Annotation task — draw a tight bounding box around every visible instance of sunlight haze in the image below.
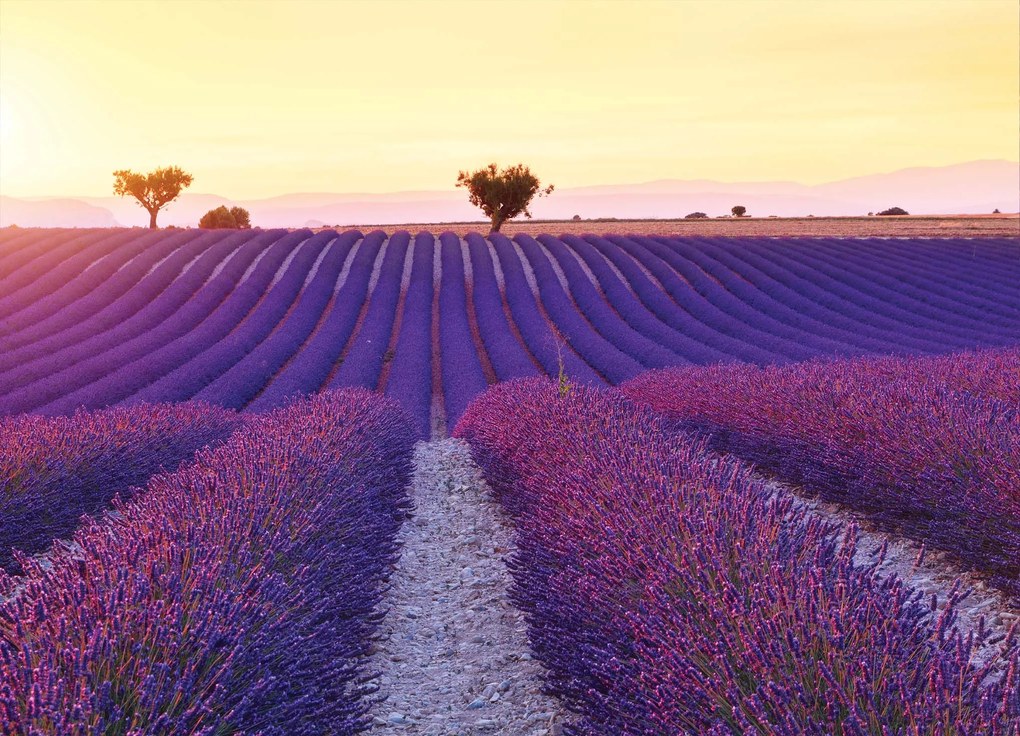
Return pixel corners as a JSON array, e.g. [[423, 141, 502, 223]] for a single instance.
[[0, 0, 1017, 198]]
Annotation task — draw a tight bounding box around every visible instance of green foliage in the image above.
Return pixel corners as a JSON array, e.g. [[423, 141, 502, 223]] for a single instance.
[[731, 205, 747, 217], [112, 166, 193, 229], [456, 163, 553, 232], [685, 212, 708, 219], [877, 206, 909, 216], [199, 205, 252, 229]]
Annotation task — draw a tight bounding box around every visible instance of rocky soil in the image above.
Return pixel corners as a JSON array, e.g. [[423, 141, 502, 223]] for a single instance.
[[365, 439, 566, 735]]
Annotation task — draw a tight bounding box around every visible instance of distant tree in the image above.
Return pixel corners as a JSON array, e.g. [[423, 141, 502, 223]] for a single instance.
[[684, 212, 708, 219], [113, 166, 193, 229], [456, 163, 553, 232], [229, 206, 252, 229], [199, 205, 251, 229], [868, 212, 874, 216], [572, 214, 582, 221], [993, 208, 1001, 214], [731, 205, 747, 217], [877, 206, 908, 216]]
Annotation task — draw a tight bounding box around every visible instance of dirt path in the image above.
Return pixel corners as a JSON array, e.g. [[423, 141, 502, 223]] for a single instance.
[[365, 439, 565, 735]]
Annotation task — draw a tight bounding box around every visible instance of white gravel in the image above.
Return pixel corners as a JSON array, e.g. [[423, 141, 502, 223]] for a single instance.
[[365, 439, 566, 735]]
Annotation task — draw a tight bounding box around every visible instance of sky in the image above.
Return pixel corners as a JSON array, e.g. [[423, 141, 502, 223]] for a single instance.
[[0, 0, 1018, 199]]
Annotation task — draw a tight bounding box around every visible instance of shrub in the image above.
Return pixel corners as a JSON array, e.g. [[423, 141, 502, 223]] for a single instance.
[[572, 214, 582, 221], [877, 206, 908, 216], [731, 205, 747, 217], [198, 205, 252, 229], [684, 211, 708, 219]]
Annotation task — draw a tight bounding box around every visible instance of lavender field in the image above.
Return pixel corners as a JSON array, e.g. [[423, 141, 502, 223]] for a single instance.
[[0, 227, 1018, 733]]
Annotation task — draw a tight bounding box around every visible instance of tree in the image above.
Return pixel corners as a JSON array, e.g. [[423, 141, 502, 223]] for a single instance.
[[456, 163, 553, 232], [684, 212, 708, 219], [731, 205, 747, 217], [113, 166, 193, 229], [876, 206, 908, 216], [199, 205, 252, 229]]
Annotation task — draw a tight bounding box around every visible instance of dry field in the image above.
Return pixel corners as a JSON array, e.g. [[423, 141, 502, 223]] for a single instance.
[[328, 214, 1020, 238]]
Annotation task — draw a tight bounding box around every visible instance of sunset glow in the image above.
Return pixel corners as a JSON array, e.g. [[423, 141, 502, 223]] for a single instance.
[[0, 0, 1017, 198]]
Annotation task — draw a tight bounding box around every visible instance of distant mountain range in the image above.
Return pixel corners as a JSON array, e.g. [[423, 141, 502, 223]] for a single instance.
[[2, 160, 1017, 228]]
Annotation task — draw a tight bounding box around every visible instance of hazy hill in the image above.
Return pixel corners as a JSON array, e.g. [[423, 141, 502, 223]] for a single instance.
[[2, 160, 1016, 228]]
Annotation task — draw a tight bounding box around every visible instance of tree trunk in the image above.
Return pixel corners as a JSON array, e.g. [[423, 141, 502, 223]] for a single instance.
[[490, 213, 502, 233], [148, 209, 158, 229]]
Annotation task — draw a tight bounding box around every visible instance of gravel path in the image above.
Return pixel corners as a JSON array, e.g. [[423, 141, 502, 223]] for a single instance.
[[366, 439, 566, 735]]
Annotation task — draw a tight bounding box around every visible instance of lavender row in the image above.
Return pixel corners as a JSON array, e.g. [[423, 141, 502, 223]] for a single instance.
[[740, 238, 1012, 345], [464, 233, 539, 381], [125, 229, 336, 405], [573, 235, 735, 363], [799, 237, 1020, 327], [489, 233, 603, 387], [0, 229, 256, 409], [0, 230, 130, 319], [38, 229, 298, 415], [0, 229, 203, 354], [0, 401, 240, 573], [515, 234, 644, 383], [682, 236, 940, 354], [438, 232, 489, 430], [696, 237, 958, 353], [247, 231, 386, 412], [455, 379, 1019, 734], [624, 347, 1020, 596], [0, 229, 161, 343], [329, 231, 410, 390], [195, 230, 359, 409], [0, 388, 415, 733], [384, 232, 435, 439], [598, 235, 788, 363], [535, 234, 681, 370], [0, 230, 231, 376]]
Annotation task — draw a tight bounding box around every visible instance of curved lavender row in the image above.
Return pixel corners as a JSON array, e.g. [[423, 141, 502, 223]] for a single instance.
[[0, 388, 415, 734], [0, 230, 176, 346], [756, 238, 1007, 345], [329, 231, 411, 390], [0, 229, 246, 402], [489, 233, 603, 387], [195, 231, 359, 410], [818, 237, 1020, 317], [536, 234, 683, 369], [464, 233, 539, 381], [0, 230, 109, 296], [689, 237, 940, 355], [706, 238, 966, 352], [247, 231, 385, 413], [624, 347, 1020, 596], [126, 230, 337, 405], [438, 232, 489, 431], [0, 230, 230, 376], [455, 379, 1019, 734], [661, 237, 871, 357], [37, 229, 296, 415], [801, 237, 1020, 334], [384, 232, 435, 439], [628, 235, 833, 361], [0, 230, 203, 354], [560, 233, 715, 365], [515, 234, 643, 383], [574, 235, 736, 364], [0, 230, 83, 279], [0, 402, 240, 573], [0, 229, 139, 322], [0, 229, 47, 268], [600, 235, 788, 364]]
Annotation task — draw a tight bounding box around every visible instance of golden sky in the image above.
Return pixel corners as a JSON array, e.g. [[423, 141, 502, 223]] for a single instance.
[[1, 0, 1017, 198]]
